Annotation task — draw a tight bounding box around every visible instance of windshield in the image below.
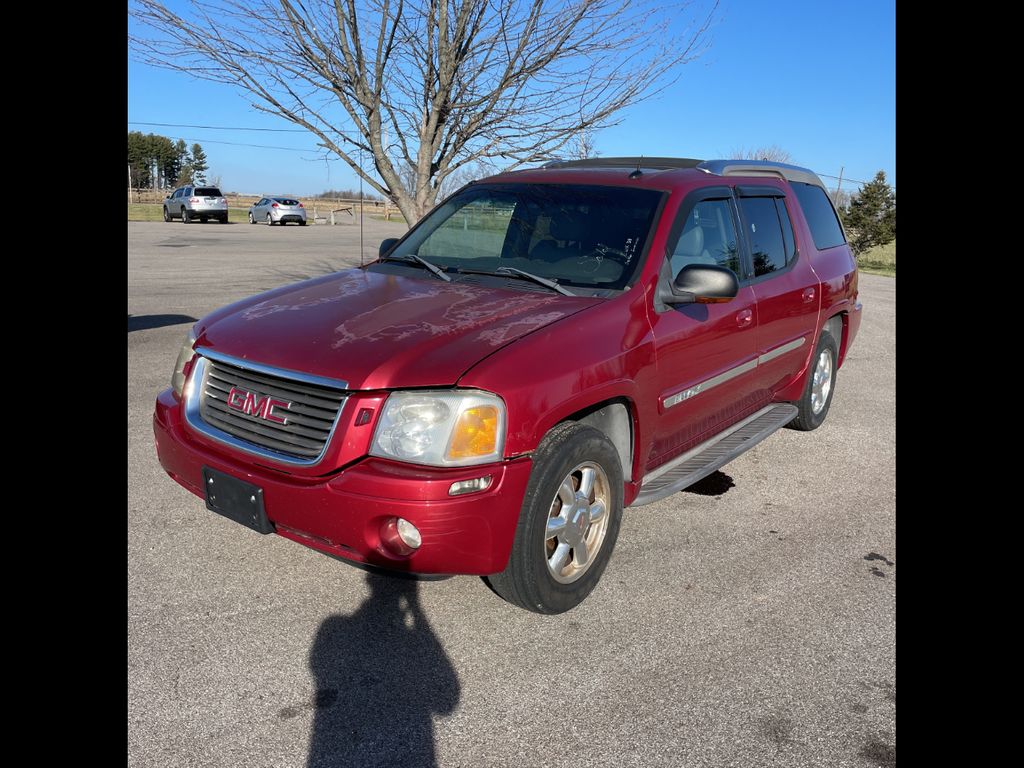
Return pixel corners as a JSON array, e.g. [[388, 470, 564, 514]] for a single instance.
[[386, 183, 663, 291]]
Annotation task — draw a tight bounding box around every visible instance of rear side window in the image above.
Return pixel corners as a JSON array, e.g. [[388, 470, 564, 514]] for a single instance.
[[196, 187, 223, 197], [792, 183, 845, 250], [738, 197, 788, 277]]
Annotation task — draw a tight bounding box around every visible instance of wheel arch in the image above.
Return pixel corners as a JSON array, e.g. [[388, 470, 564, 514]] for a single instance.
[[552, 397, 637, 483], [822, 312, 848, 367]]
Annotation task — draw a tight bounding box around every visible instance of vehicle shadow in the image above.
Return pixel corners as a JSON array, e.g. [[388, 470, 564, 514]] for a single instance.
[[304, 573, 460, 768], [682, 470, 736, 496], [127, 313, 198, 333]]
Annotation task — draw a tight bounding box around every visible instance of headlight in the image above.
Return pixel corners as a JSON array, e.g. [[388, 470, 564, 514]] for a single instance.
[[170, 327, 197, 396], [370, 390, 506, 467]]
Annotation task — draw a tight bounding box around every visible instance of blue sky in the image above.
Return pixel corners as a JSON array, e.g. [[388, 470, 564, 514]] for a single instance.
[[128, 0, 895, 197]]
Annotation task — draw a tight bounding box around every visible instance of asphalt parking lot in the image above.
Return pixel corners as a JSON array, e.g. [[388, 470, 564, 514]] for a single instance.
[[128, 220, 896, 768]]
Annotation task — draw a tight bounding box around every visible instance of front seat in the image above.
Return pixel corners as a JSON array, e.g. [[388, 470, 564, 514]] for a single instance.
[[530, 214, 588, 263], [670, 225, 717, 275]]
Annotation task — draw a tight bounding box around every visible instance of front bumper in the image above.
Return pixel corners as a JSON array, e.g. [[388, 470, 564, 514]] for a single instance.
[[153, 389, 532, 575]]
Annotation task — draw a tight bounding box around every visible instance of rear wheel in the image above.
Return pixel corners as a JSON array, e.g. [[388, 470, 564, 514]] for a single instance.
[[181, 209, 190, 224], [485, 422, 623, 614], [788, 330, 839, 431], [299, 220, 306, 226], [266, 213, 273, 226], [200, 216, 208, 223]]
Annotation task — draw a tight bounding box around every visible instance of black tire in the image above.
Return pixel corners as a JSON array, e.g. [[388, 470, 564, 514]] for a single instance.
[[299, 220, 306, 226], [200, 216, 208, 223], [485, 422, 623, 614], [181, 209, 190, 224], [248, 212, 256, 224], [162, 207, 170, 222], [266, 213, 274, 226], [788, 330, 839, 431], [220, 216, 228, 224]]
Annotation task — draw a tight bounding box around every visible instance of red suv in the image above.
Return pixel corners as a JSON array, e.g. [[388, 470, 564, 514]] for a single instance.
[[153, 157, 862, 613]]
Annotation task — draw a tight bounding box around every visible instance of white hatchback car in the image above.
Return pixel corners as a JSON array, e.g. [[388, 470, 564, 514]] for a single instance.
[[248, 196, 307, 226]]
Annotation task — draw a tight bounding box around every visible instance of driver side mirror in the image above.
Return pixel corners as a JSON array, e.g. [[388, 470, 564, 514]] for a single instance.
[[379, 238, 399, 258], [660, 264, 739, 305]]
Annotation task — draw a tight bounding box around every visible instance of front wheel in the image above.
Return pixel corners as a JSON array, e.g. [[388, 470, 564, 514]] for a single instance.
[[162, 207, 170, 222], [788, 330, 839, 431], [485, 422, 623, 614], [248, 212, 255, 224]]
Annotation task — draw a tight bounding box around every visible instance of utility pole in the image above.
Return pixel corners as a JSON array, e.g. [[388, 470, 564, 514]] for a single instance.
[[128, 164, 133, 204], [834, 166, 844, 199], [359, 146, 364, 267]]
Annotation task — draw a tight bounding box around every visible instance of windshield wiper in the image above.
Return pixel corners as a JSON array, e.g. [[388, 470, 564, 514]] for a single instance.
[[491, 267, 576, 296], [380, 254, 451, 282]]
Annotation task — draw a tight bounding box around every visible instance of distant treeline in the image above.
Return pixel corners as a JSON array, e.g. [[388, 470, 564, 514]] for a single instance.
[[129, 131, 209, 190], [313, 189, 383, 201]]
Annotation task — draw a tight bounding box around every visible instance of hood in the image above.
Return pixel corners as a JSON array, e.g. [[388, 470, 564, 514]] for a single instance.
[[196, 269, 600, 390]]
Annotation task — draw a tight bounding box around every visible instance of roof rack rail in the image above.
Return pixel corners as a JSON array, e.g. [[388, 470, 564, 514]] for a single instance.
[[540, 157, 703, 171], [697, 159, 825, 187], [536, 156, 828, 189]]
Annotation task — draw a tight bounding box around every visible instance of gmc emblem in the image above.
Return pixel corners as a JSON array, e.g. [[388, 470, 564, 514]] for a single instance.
[[226, 387, 291, 424]]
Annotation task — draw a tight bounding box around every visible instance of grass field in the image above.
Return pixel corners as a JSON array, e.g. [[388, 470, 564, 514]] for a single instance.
[[128, 204, 251, 224], [857, 240, 896, 277]]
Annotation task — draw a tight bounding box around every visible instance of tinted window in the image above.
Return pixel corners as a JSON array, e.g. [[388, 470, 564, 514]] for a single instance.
[[668, 199, 740, 279], [196, 187, 223, 197], [387, 183, 663, 291], [777, 199, 796, 262], [792, 182, 845, 250], [273, 198, 300, 206], [739, 197, 786, 277]]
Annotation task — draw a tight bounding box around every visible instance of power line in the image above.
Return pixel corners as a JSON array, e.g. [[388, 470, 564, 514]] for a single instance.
[[158, 134, 327, 153], [131, 121, 885, 187], [129, 121, 308, 133], [819, 172, 868, 187]]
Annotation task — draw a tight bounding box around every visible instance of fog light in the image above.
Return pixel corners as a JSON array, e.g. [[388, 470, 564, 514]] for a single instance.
[[448, 475, 493, 496], [380, 517, 421, 557], [396, 518, 421, 549]]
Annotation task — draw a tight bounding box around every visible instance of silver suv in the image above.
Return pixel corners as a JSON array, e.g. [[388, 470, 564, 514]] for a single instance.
[[163, 186, 229, 224]]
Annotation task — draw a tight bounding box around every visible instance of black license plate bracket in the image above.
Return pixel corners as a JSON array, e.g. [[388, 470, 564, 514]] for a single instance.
[[202, 466, 274, 534]]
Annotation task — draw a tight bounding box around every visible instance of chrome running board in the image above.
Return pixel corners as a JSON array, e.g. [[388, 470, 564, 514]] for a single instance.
[[630, 404, 798, 507]]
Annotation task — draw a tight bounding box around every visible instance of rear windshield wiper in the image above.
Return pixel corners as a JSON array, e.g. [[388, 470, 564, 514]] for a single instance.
[[479, 266, 576, 296], [380, 254, 451, 282]]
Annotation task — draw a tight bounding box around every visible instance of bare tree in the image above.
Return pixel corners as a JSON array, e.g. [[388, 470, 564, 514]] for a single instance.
[[130, 0, 719, 223], [569, 127, 601, 160], [729, 145, 794, 164]]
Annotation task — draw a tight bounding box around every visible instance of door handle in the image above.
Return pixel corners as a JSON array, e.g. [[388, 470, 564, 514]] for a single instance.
[[735, 309, 753, 328], [802, 287, 816, 303]]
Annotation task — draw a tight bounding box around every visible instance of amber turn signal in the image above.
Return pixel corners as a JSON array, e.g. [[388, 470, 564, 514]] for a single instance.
[[447, 405, 500, 459]]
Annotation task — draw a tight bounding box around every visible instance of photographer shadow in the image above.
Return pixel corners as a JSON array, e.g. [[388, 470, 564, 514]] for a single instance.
[[304, 573, 460, 768]]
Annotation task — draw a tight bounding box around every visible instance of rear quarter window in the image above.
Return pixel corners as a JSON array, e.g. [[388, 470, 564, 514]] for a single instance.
[[791, 183, 846, 250]]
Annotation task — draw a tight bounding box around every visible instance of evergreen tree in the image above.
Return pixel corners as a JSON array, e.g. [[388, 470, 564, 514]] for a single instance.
[[844, 171, 896, 252], [175, 139, 193, 185], [190, 143, 209, 184]]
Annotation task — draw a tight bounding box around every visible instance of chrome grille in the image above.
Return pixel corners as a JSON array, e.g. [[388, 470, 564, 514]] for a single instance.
[[197, 356, 347, 461]]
